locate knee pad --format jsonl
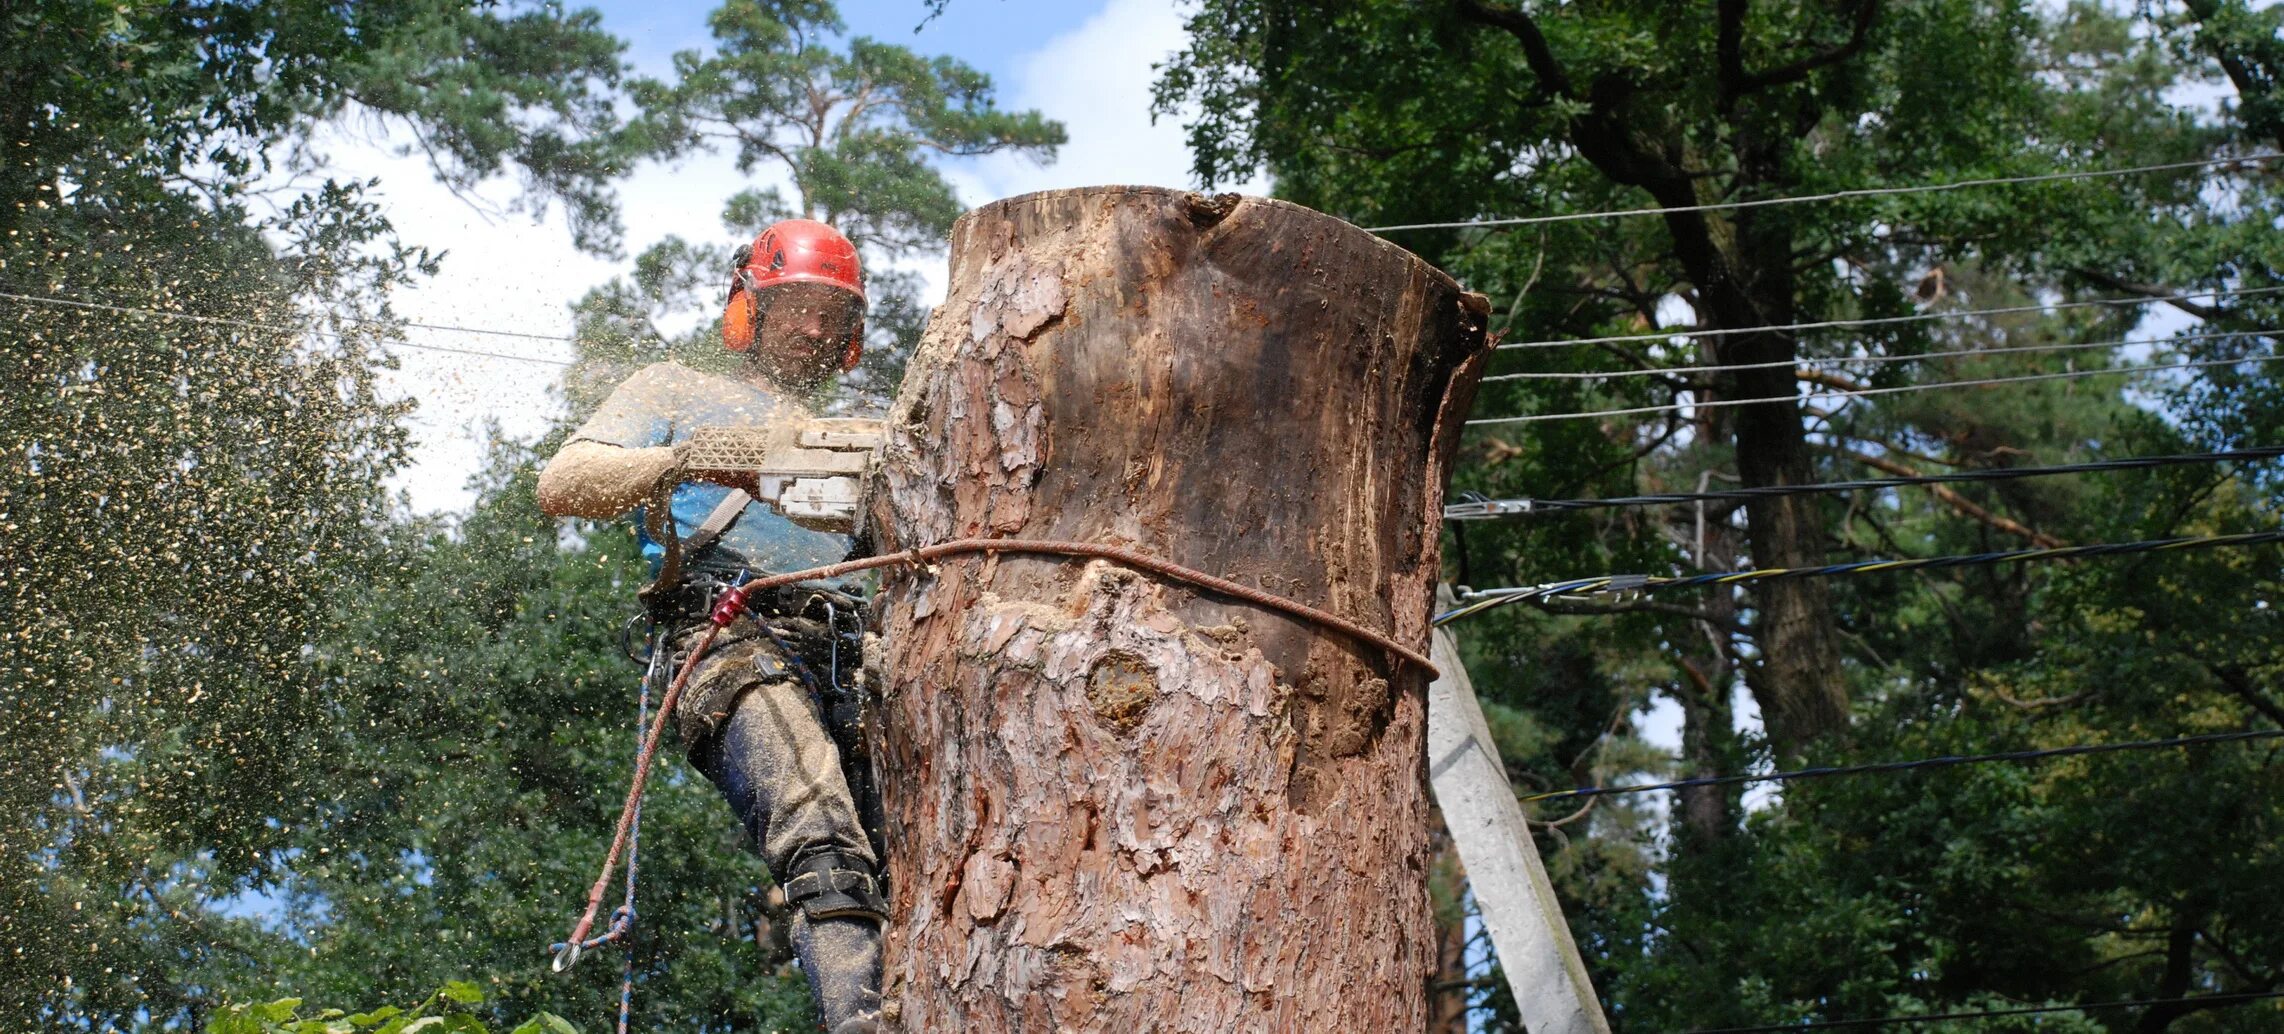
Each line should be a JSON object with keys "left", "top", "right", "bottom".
{"left": 784, "top": 849, "right": 887, "bottom": 924}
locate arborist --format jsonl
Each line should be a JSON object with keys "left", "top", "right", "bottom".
{"left": 536, "top": 219, "right": 886, "bottom": 1034}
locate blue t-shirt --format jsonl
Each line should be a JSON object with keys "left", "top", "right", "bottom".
{"left": 568, "top": 362, "right": 854, "bottom": 579}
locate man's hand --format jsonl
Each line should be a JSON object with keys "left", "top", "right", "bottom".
{"left": 536, "top": 440, "right": 685, "bottom": 518}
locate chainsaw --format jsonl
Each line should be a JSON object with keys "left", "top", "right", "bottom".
{"left": 680, "top": 417, "right": 884, "bottom": 534}
{"left": 637, "top": 417, "right": 885, "bottom": 602}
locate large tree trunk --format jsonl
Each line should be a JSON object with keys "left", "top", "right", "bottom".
{"left": 865, "top": 186, "right": 1490, "bottom": 1030}
{"left": 1715, "top": 200, "right": 1849, "bottom": 755}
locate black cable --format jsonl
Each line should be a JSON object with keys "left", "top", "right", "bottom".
{"left": 1444, "top": 446, "right": 2284, "bottom": 518}
{"left": 1519, "top": 728, "right": 2284, "bottom": 803}
{"left": 0, "top": 288, "right": 578, "bottom": 365}
{"left": 1438, "top": 530, "right": 2284, "bottom": 624}
{"left": 1468, "top": 354, "right": 2284, "bottom": 427}
{"left": 1684, "top": 989, "right": 2284, "bottom": 1033}
{"left": 1367, "top": 153, "right": 2281, "bottom": 232}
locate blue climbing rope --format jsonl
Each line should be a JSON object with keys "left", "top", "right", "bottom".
{"left": 549, "top": 630, "right": 661, "bottom": 1033}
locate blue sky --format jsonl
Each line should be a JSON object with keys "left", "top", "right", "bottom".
{"left": 591, "top": 0, "right": 1102, "bottom": 85}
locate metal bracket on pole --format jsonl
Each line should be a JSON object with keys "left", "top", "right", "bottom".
{"left": 1427, "top": 585, "right": 1612, "bottom": 1034}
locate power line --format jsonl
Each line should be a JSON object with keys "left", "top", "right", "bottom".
{"left": 1519, "top": 728, "right": 2284, "bottom": 804}
{"left": 1496, "top": 284, "right": 2284, "bottom": 351}
{"left": 1483, "top": 327, "right": 2268, "bottom": 382}
{"left": 1443, "top": 445, "right": 2284, "bottom": 518}
{"left": 1465, "top": 353, "right": 2284, "bottom": 427}
{"left": 397, "top": 319, "right": 574, "bottom": 344}
{"left": 0, "top": 289, "right": 578, "bottom": 366}
{"left": 1366, "top": 153, "right": 2279, "bottom": 233}
{"left": 1685, "top": 989, "right": 2284, "bottom": 1033}
{"left": 1436, "top": 530, "right": 2284, "bottom": 624}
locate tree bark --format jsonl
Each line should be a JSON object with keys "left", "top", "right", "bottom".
{"left": 866, "top": 186, "right": 1491, "bottom": 1031}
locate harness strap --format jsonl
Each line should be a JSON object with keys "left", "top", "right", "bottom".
{"left": 784, "top": 849, "right": 888, "bottom": 924}
{"left": 686, "top": 488, "right": 754, "bottom": 554}
{"left": 639, "top": 481, "right": 753, "bottom": 605}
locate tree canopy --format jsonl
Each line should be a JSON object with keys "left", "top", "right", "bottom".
{"left": 9, "top": 0, "right": 2284, "bottom": 1030}
{"left": 0, "top": 0, "right": 640, "bottom": 1026}
{"left": 1, "top": 1, "right": 1058, "bottom": 1029}
{"left": 1161, "top": 0, "right": 2284, "bottom": 1029}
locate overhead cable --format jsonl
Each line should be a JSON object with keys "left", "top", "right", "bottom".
{"left": 0, "top": 289, "right": 578, "bottom": 366}
{"left": 1465, "top": 353, "right": 2284, "bottom": 426}
{"left": 1435, "top": 530, "right": 2284, "bottom": 624}
{"left": 1366, "top": 153, "right": 2279, "bottom": 232}
{"left": 1484, "top": 327, "right": 2267, "bottom": 382}
{"left": 1519, "top": 728, "right": 2284, "bottom": 804}
{"left": 1496, "top": 284, "right": 2284, "bottom": 351}
{"left": 1443, "top": 445, "right": 2284, "bottom": 518}
{"left": 1684, "top": 989, "right": 2284, "bottom": 1033}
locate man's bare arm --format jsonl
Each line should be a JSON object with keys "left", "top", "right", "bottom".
{"left": 536, "top": 440, "right": 683, "bottom": 519}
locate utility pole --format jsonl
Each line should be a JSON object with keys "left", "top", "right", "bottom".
{"left": 1428, "top": 586, "right": 1612, "bottom": 1034}
{"left": 866, "top": 186, "right": 1490, "bottom": 1030}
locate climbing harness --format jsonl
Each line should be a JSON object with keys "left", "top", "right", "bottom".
{"left": 553, "top": 577, "right": 754, "bottom": 976}
{"left": 549, "top": 572, "right": 880, "bottom": 1015}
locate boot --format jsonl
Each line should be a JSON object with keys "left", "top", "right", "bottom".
{"left": 793, "top": 914, "right": 882, "bottom": 1031}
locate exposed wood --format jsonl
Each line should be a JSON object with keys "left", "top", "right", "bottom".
{"left": 867, "top": 186, "right": 1491, "bottom": 1031}
{"left": 1427, "top": 588, "right": 1612, "bottom": 1034}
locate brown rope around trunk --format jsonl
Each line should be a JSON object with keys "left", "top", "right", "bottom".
{"left": 737, "top": 538, "right": 1438, "bottom": 675}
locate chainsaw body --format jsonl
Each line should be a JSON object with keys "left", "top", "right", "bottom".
{"left": 681, "top": 418, "right": 884, "bottom": 534}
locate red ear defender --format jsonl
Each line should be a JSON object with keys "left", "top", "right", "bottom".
{"left": 721, "top": 270, "right": 761, "bottom": 353}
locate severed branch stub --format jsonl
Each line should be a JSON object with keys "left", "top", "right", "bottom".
{"left": 865, "top": 185, "right": 1491, "bottom": 1031}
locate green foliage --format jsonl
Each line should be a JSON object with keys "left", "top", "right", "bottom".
{"left": 0, "top": 1, "right": 643, "bottom": 1028}
{"left": 629, "top": 2, "right": 1063, "bottom": 260}
{"left": 0, "top": 0, "right": 639, "bottom": 253}
{"left": 207, "top": 982, "right": 578, "bottom": 1034}
{"left": 0, "top": 191, "right": 414, "bottom": 1033}
{"left": 219, "top": 439, "right": 818, "bottom": 1030}
{"left": 0, "top": 3, "right": 1048, "bottom": 1026}
{"left": 1164, "top": 0, "right": 2284, "bottom": 1029}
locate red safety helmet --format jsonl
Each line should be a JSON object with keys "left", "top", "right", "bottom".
{"left": 722, "top": 218, "right": 868, "bottom": 356}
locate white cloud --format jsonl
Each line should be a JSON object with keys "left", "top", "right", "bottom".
{"left": 958, "top": 0, "right": 1268, "bottom": 203}
{"left": 295, "top": 119, "right": 806, "bottom": 514}
{"left": 290, "top": 121, "right": 600, "bottom": 514}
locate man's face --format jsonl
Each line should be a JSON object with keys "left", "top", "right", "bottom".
{"left": 750, "top": 281, "right": 862, "bottom": 389}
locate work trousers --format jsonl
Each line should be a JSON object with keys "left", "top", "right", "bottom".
{"left": 671, "top": 615, "right": 876, "bottom": 874}
{"left": 666, "top": 616, "right": 882, "bottom": 1030}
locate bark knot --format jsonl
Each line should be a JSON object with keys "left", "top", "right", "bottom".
{"left": 1085, "top": 651, "right": 1158, "bottom": 737}
{"left": 1185, "top": 191, "right": 1241, "bottom": 229}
